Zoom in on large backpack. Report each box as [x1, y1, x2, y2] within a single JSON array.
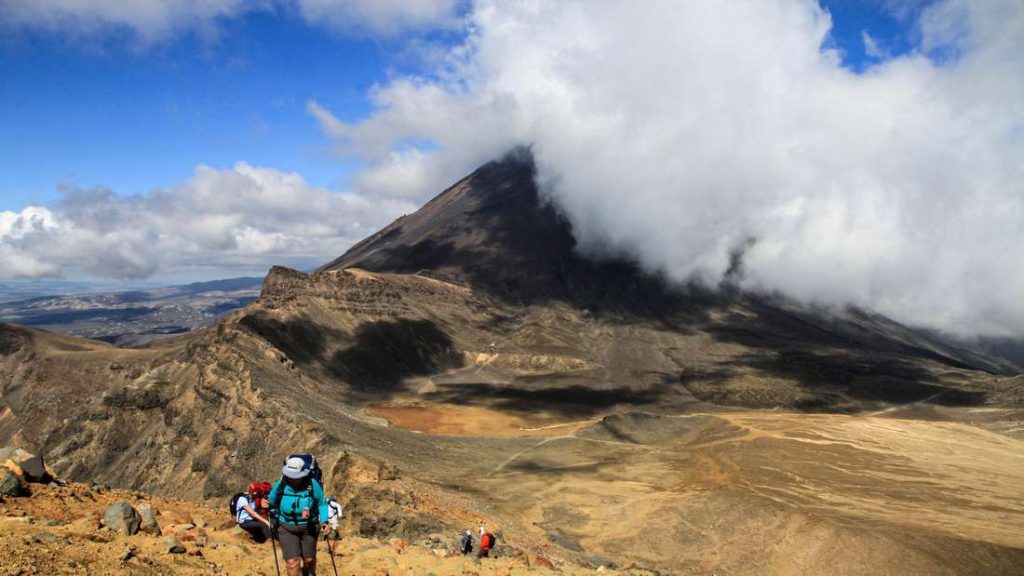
[[229, 492, 246, 517], [248, 481, 272, 510]]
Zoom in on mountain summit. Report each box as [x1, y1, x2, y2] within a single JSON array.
[[323, 149, 680, 312]]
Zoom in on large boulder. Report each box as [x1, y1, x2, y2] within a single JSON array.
[[138, 503, 161, 536], [0, 467, 24, 497], [102, 502, 142, 536], [0, 447, 50, 483]]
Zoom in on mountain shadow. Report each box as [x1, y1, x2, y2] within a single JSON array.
[[327, 319, 463, 392], [238, 312, 462, 395]]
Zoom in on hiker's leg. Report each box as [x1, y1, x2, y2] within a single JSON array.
[[296, 524, 318, 574], [279, 526, 304, 576], [241, 520, 269, 543]]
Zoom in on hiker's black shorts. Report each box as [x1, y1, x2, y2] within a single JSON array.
[[277, 522, 319, 560], [239, 520, 271, 543]]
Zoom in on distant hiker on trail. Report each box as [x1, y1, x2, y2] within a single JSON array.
[[477, 525, 495, 558], [232, 481, 273, 543], [459, 530, 474, 555], [326, 496, 343, 538], [269, 455, 330, 576]]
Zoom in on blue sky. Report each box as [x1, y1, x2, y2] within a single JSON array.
[[0, 1, 923, 212], [2, 12, 391, 208]]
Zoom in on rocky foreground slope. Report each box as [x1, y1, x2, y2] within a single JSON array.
[[0, 447, 640, 575]]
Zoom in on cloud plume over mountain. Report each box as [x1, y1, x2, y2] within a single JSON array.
[[309, 0, 1024, 337]]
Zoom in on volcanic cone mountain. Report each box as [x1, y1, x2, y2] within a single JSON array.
[[0, 150, 1022, 575]]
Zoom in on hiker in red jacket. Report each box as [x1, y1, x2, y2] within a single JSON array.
[[477, 525, 495, 558]]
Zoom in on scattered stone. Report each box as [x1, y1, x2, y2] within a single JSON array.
[[89, 483, 107, 493], [196, 535, 208, 548], [37, 519, 63, 527], [137, 503, 161, 536], [163, 536, 186, 554], [120, 545, 137, 562], [165, 523, 196, 535], [102, 501, 142, 536], [535, 555, 556, 570], [6, 517, 32, 525], [31, 532, 61, 544]]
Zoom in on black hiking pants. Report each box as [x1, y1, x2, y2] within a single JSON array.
[[240, 519, 272, 543]]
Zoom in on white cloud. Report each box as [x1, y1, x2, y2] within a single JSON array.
[[0, 163, 414, 280], [0, 0, 255, 41], [307, 0, 1024, 337], [862, 30, 887, 59], [0, 0, 459, 41], [294, 0, 460, 35]]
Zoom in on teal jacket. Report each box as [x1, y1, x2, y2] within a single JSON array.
[[268, 478, 329, 526]]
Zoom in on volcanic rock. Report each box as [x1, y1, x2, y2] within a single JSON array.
[[0, 468, 24, 497], [138, 503, 161, 536], [102, 502, 141, 536], [0, 449, 47, 484]]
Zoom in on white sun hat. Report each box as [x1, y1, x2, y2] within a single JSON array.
[[282, 456, 310, 479]]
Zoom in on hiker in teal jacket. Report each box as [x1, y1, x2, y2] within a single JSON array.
[[269, 456, 330, 576]]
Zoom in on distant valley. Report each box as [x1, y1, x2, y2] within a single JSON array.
[[0, 277, 261, 345]]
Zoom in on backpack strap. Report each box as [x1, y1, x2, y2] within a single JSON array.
[[270, 477, 284, 509]]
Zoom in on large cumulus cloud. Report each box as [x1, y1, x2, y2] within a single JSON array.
[[308, 0, 1024, 337], [0, 163, 413, 279]]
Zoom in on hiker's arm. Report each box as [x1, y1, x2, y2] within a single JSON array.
[[314, 480, 329, 523], [267, 481, 281, 508], [243, 503, 270, 525]]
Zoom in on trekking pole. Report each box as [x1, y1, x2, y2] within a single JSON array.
[[324, 530, 340, 576], [269, 521, 282, 576]]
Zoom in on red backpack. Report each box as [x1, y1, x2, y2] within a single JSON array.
[[248, 481, 273, 512]]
